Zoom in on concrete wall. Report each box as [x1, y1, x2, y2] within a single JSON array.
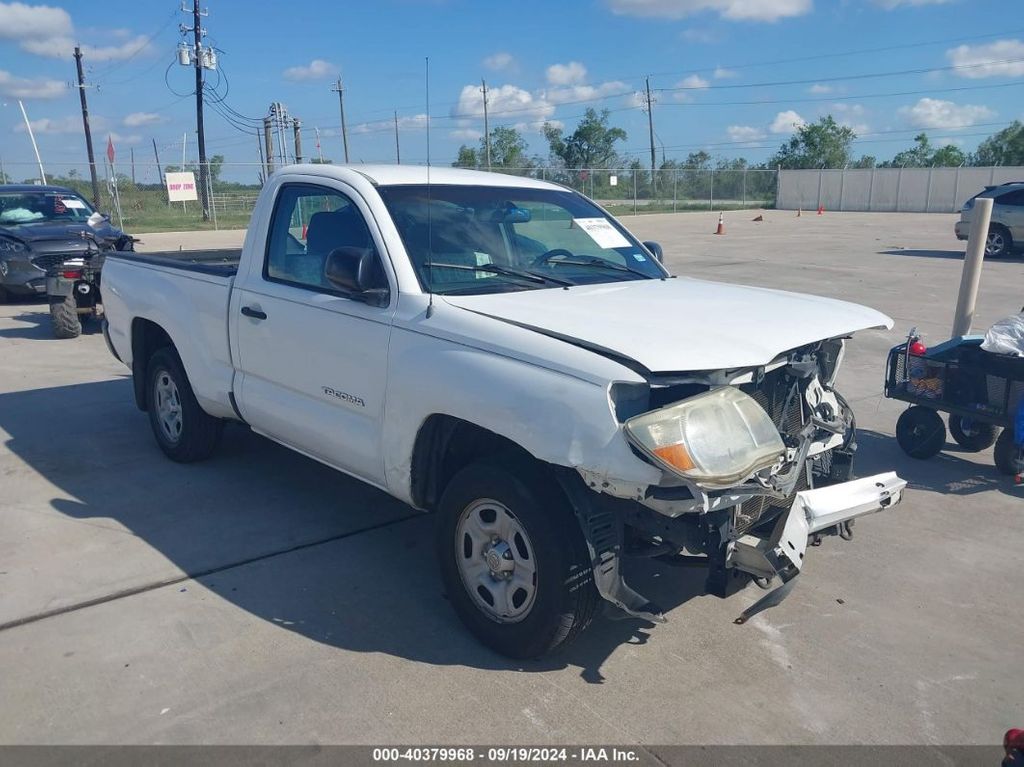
[[777, 166, 1024, 212]]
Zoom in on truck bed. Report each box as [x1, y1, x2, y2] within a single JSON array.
[[109, 248, 242, 277]]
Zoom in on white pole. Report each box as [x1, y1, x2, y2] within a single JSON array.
[[181, 132, 188, 213], [952, 196, 993, 338], [18, 100, 46, 184]]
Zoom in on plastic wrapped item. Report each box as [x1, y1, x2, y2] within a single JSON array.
[[981, 312, 1024, 357]]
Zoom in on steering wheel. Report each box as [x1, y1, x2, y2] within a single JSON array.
[[531, 248, 574, 267]]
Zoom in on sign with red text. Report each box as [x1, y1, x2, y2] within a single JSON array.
[[165, 171, 198, 202]]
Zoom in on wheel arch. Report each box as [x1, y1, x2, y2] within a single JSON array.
[[130, 317, 175, 411]]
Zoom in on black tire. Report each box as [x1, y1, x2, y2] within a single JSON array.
[[949, 416, 999, 452], [49, 294, 81, 339], [146, 346, 223, 463], [896, 406, 946, 459], [993, 429, 1024, 476], [985, 225, 1012, 258], [436, 457, 599, 659], [0, 285, 8, 304]]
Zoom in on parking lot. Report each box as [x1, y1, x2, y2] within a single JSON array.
[[0, 210, 1020, 746]]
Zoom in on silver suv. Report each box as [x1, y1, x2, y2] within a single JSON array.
[[955, 181, 1024, 258]]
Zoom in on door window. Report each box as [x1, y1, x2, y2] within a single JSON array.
[[264, 184, 387, 295]]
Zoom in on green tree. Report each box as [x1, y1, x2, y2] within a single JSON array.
[[685, 151, 711, 169], [930, 144, 966, 166], [769, 115, 856, 169], [971, 121, 1024, 166], [481, 126, 529, 169], [208, 154, 225, 184], [886, 133, 933, 168], [543, 108, 626, 169], [852, 155, 876, 169], [452, 145, 479, 168]]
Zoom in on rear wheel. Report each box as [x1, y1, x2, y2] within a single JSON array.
[[949, 416, 998, 452], [146, 346, 223, 462], [896, 406, 946, 459], [49, 294, 81, 339], [985, 225, 1012, 258], [436, 457, 598, 659], [993, 430, 1023, 476]]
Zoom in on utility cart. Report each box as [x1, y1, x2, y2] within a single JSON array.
[[885, 331, 1024, 477]]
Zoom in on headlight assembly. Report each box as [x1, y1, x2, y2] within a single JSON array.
[[624, 387, 785, 489], [0, 236, 27, 254]]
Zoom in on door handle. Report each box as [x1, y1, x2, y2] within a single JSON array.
[[241, 306, 267, 320]]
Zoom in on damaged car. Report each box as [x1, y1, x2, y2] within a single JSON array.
[[100, 165, 905, 658]]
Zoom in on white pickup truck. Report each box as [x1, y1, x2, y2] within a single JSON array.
[[103, 164, 905, 658]]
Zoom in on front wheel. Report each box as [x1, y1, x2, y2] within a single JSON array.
[[49, 294, 81, 339], [146, 346, 223, 463], [436, 458, 598, 659], [993, 430, 1023, 476], [949, 416, 998, 452], [985, 225, 1012, 258], [896, 406, 946, 459]]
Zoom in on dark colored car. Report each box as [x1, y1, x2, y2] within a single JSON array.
[[0, 184, 133, 302]]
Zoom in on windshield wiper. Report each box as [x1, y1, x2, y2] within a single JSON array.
[[543, 254, 648, 278], [428, 262, 573, 286]]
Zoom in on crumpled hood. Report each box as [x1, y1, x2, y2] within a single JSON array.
[[443, 277, 892, 373], [0, 220, 124, 249]]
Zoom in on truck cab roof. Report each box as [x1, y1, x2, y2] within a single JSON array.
[[275, 163, 563, 191]]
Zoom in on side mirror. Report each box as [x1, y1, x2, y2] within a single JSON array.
[[324, 247, 389, 306], [643, 240, 663, 263]]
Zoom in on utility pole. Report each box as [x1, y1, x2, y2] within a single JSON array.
[[17, 101, 46, 185], [263, 116, 274, 174], [180, 0, 210, 220], [293, 118, 303, 164], [130, 147, 136, 185], [481, 79, 491, 170], [393, 111, 401, 164], [73, 47, 101, 207], [255, 127, 265, 182], [151, 138, 163, 184], [644, 76, 656, 178], [331, 77, 350, 163], [315, 127, 324, 163]]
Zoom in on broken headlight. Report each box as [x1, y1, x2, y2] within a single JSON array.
[[624, 387, 786, 489]]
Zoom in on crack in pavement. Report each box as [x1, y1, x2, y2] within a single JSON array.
[[0, 511, 423, 634]]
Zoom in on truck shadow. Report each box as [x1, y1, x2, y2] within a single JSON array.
[[877, 249, 966, 260], [0, 379, 706, 684]]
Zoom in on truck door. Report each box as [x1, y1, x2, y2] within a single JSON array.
[[232, 181, 395, 486]]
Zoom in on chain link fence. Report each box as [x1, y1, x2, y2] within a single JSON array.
[[0, 162, 777, 233]]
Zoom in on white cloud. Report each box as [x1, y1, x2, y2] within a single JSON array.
[[727, 125, 765, 143], [0, 69, 65, 99], [13, 115, 83, 134], [123, 112, 165, 128], [607, 0, 812, 22], [0, 3, 151, 62], [546, 61, 587, 86], [455, 83, 555, 125], [873, 0, 951, 7], [770, 109, 804, 134], [808, 83, 832, 94], [946, 39, 1024, 79], [677, 73, 710, 89], [483, 52, 515, 71], [352, 113, 427, 135], [898, 97, 994, 130], [107, 132, 141, 146], [713, 66, 737, 78], [283, 59, 336, 81], [831, 103, 869, 134], [546, 80, 629, 105], [681, 27, 720, 43]]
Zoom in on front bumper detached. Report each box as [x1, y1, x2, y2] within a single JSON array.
[[730, 471, 905, 623]]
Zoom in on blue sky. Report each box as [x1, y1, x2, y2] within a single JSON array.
[[1, 0, 1022, 182]]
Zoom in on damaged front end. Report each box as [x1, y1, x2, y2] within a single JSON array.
[[566, 338, 906, 623]]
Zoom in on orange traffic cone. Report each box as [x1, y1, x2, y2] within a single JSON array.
[[797, 208, 802, 217], [817, 205, 824, 215], [752, 214, 764, 222], [715, 212, 725, 235]]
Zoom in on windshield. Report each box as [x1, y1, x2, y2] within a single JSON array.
[[0, 191, 95, 225], [378, 184, 665, 295]]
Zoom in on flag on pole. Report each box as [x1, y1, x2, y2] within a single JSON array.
[[106, 136, 115, 165]]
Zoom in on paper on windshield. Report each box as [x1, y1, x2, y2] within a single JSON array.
[[573, 217, 630, 250], [60, 197, 87, 210]]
